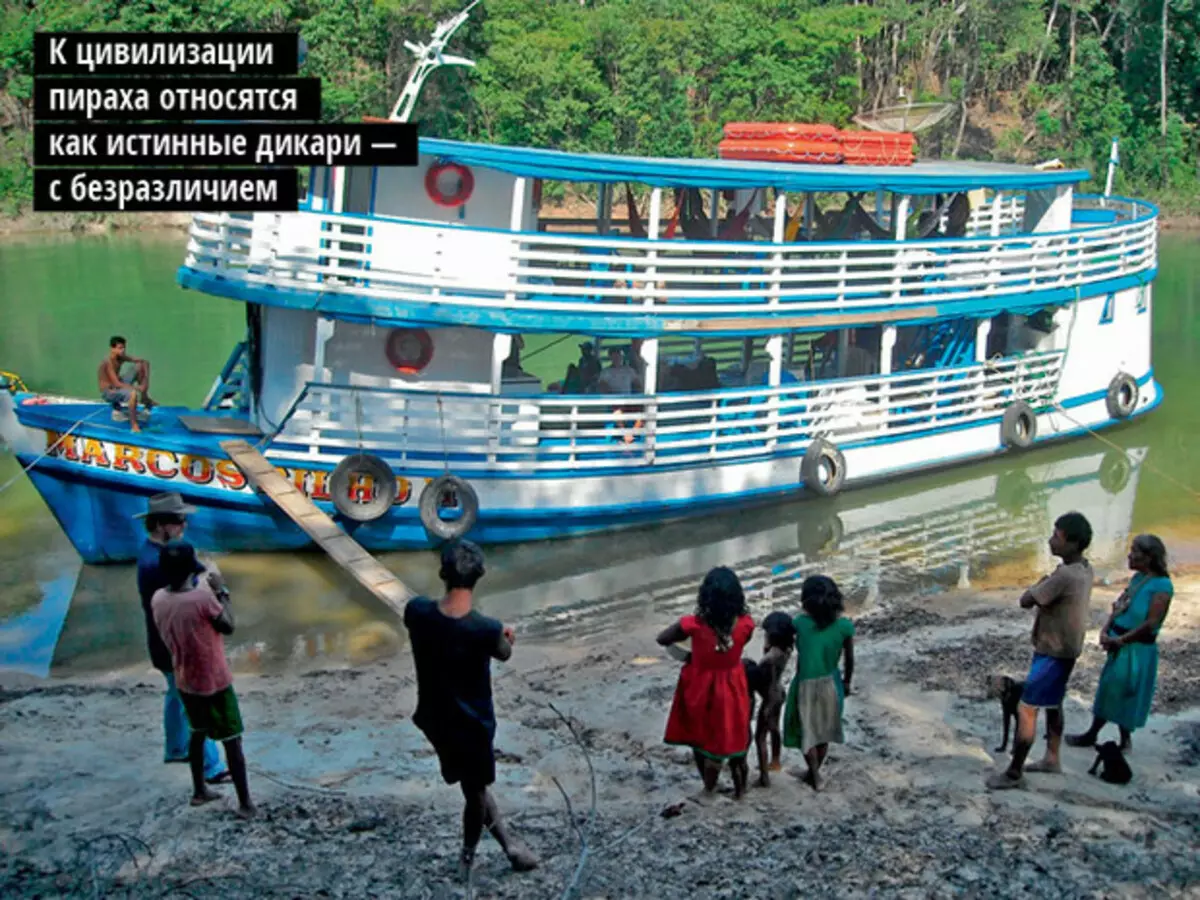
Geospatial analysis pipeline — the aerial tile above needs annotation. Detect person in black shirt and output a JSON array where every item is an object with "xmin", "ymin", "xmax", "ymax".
[{"xmin": 404, "ymin": 540, "xmax": 539, "ymax": 878}]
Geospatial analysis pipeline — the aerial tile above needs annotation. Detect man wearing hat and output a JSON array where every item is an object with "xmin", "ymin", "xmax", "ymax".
[{"xmin": 135, "ymin": 493, "xmax": 229, "ymax": 783}]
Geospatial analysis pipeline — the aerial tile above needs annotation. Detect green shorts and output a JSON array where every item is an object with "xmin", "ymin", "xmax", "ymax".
[{"xmin": 179, "ymin": 686, "xmax": 244, "ymax": 742}]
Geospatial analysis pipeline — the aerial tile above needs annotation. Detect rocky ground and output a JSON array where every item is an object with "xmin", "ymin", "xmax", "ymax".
[{"xmin": 1, "ymin": 575, "xmax": 1197, "ymax": 899}]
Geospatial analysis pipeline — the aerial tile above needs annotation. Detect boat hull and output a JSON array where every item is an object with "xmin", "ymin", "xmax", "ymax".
[{"xmin": 3, "ymin": 373, "xmax": 1162, "ymax": 564}]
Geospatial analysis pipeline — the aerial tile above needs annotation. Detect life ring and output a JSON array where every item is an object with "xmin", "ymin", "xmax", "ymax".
[
  {"xmin": 1099, "ymin": 449, "xmax": 1132, "ymax": 495},
  {"xmin": 424, "ymin": 162, "xmax": 474, "ymax": 208},
  {"xmin": 1105, "ymin": 372, "xmax": 1138, "ymax": 419},
  {"xmin": 419, "ymin": 474, "xmax": 479, "ymax": 540},
  {"xmin": 329, "ymin": 453, "xmax": 397, "ymax": 522},
  {"xmin": 386, "ymin": 328, "xmax": 434, "ymax": 375},
  {"xmin": 801, "ymin": 439, "xmax": 846, "ymax": 497},
  {"xmin": 1000, "ymin": 400, "xmax": 1037, "ymax": 450}
]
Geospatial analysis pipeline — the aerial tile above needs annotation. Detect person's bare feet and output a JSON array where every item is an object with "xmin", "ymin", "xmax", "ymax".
[
  {"xmin": 802, "ymin": 768, "xmax": 821, "ymax": 792},
  {"xmin": 1025, "ymin": 759, "xmax": 1062, "ymax": 774},
  {"xmin": 457, "ymin": 846, "xmax": 475, "ymax": 882},
  {"xmin": 767, "ymin": 761, "xmax": 783, "ymax": 772},
  {"xmin": 235, "ymin": 804, "xmax": 257, "ymax": 820},
  {"xmin": 985, "ymin": 770, "xmax": 1024, "ymax": 790},
  {"xmin": 130, "ymin": 422, "xmax": 142, "ymax": 433},
  {"xmin": 190, "ymin": 788, "xmax": 221, "ymax": 806},
  {"xmin": 506, "ymin": 841, "xmax": 539, "ymax": 873},
  {"xmin": 757, "ymin": 773, "xmax": 770, "ymax": 788}
]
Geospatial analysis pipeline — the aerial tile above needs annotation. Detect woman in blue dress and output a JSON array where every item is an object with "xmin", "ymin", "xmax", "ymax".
[{"xmin": 1066, "ymin": 534, "xmax": 1174, "ymax": 752}]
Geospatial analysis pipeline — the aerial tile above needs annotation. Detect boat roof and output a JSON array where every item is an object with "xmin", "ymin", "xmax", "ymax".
[{"xmin": 420, "ymin": 137, "xmax": 1090, "ymax": 196}]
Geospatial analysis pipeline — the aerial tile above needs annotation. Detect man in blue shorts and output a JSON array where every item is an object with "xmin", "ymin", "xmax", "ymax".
[{"xmin": 988, "ymin": 511, "xmax": 1093, "ymax": 790}]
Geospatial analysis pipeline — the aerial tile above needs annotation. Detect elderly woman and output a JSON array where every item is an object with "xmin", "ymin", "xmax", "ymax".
[{"xmin": 1067, "ymin": 535, "xmax": 1174, "ymax": 752}]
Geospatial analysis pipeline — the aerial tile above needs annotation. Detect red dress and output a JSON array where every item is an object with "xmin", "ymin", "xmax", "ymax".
[{"xmin": 664, "ymin": 614, "xmax": 755, "ymax": 760}]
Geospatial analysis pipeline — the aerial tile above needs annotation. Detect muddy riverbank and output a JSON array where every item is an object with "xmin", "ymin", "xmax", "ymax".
[{"xmin": 1, "ymin": 573, "xmax": 1197, "ymax": 899}]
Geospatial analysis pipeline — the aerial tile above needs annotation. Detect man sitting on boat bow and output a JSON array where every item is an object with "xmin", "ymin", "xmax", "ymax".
[{"xmin": 99, "ymin": 335, "xmax": 156, "ymax": 431}]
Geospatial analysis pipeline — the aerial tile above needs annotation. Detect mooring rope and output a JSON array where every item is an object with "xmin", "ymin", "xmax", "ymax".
[
  {"xmin": 0, "ymin": 406, "xmax": 110, "ymax": 498},
  {"xmin": 1051, "ymin": 401, "xmax": 1200, "ymax": 503}
]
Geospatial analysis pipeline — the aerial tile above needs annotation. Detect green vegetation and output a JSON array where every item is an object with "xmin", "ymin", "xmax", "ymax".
[{"xmin": 2, "ymin": 1, "xmax": 1198, "ymax": 217}]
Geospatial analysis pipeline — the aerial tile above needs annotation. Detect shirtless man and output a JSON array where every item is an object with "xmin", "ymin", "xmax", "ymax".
[{"xmin": 99, "ymin": 335, "xmax": 155, "ymax": 430}]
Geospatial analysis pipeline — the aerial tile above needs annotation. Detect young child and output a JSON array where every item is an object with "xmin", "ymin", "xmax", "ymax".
[
  {"xmin": 782, "ymin": 575, "xmax": 855, "ymax": 792},
  {"xmin": 745, "ymin": 611, "xmax": 797, "ymax": 787},
  {"xmin": 657, "ymin": 567, "xmax": 755, "ymax": 798}
]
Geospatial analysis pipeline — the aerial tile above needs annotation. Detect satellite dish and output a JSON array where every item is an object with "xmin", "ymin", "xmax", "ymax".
[{"xmin": 853, "ymin": 101, "xmax": 957, "ymax": 134}]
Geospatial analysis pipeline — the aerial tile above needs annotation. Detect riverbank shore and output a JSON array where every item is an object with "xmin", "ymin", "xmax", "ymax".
[{"xmin": 1, "ymin": 574, "xmax": 1197, "ymax": 898}]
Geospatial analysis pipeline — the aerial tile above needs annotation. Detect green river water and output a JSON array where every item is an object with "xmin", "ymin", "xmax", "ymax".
[{"xmin": 1, "ymin": 230, "xmax": 1197, "ymax": 677}]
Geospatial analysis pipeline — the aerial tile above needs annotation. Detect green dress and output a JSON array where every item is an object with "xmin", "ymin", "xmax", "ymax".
[
  {"xmin": 1092, "ymin": 573, "xmax": 1173, "ymax": 731},
  {"xmin": 782, "ymin": 614, "xmax": 854, "ymax": 753}
]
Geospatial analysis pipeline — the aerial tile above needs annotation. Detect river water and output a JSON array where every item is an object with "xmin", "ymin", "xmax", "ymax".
[{"xmin": 1, "ymin": 230, "xmax": 1197, "ymax": 678}]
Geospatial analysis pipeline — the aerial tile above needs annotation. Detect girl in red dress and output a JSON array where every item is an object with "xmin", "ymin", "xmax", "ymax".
[{"xmin": 657, "ymin": 567, "xmax": 755, "ymax": 798}]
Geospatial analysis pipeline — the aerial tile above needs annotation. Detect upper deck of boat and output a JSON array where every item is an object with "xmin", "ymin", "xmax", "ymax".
[{"xmin": 178, "ymin": 138, "xmax": 1158, "ymax": 338}]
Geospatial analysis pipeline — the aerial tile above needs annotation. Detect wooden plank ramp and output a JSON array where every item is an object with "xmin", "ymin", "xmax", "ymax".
[{"xmin": 220, "ymin": 440, "xmax": 415, "ymax": 617}]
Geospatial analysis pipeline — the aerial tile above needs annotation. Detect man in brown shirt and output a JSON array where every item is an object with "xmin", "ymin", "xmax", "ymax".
[{"xmin": 988, "ymin": 511, "xmax": 1093, "ymax": 790}]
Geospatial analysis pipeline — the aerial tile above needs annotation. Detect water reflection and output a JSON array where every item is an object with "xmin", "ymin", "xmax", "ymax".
[{"xmin": 16, "ymin": 439, "xmax": 1146, "ymax": 678}]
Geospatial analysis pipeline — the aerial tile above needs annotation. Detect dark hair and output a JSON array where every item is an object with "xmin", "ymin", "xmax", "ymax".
[
  {"xmin": 1054, "ymin": 511, "xmax": 1093, "ymax": 553},
  {"xmin": 439, "ymin": 539, "xmax": 485, "ymax": 591},
  {"xmin": 1132, "ymin": 534, "xmax": 1169, "ymax": 577},
  {"xmin": 110, "ymin": 335, "xmax": 126, "ymax": 348},
  {"xmin": 696, "ymin": 566, "xmax": 747, "ymax": 651},
  {"xmin": 761, "ymin": 610, "xmax": 797, "ymax": 651},
  {"xmin": 144, "ymin": 512, "xmax": 185, "ymax": 534},
  {"xmin": 160, "ymin": 541, "xmax": 201, "ymax": 591},
  {"xmin": 800, "ymin": 575, "xmax": 844, "ymax": 630}
]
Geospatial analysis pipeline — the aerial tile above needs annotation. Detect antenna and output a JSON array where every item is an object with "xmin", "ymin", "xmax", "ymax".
[{"xmin": 389, "ymin": 1, "xmax": 479, "ymax": 123}]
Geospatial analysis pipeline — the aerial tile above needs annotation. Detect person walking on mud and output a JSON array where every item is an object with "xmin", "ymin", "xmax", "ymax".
[
  {"xmin": 134, "ymin": 493, "xmax": 229, "ymax": 786},
  {"xmin": 658, "ymin": 566, "xmax": 755, "ymax": 799},
  {"xmin": 987, "ymin": 511, "xmax": 1093, "ymax": 790},
  {"xmin": 403, "ymin": 540, "xmax": 539, "ymax": 879},
  {"xmin": 151, "ymin": 542, "xmax": 255, "ymax": 818}
]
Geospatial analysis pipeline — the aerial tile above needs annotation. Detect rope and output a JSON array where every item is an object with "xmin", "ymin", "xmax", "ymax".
[
  {"xmin": 0, "ymin": 406, "xmax": 109, "ymax": 497},
  {"xmin": 0, "ymin": 370, "xmax": 28, "ymax": 393},
  {"xmin": 1051, "ymin": 401, "xmax": 1200, "ymax": 503},
  {"xmin": 436, "ymin": 392, "xmax": 449, "ymax": 474}
]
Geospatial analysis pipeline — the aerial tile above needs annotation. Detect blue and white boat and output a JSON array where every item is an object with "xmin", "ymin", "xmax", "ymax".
[{"xmin": 0, "ymin": 9, "xmax": 1160, "ymax": 564}]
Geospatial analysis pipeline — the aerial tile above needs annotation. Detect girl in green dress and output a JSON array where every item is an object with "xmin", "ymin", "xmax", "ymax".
[
  {"xmin": 782, "ymin": 575, "xmax": 855, "ymax": 791},
  {"xmin": 1067, "ymin": 534, "xmax": 1174, "ymax": 752}
]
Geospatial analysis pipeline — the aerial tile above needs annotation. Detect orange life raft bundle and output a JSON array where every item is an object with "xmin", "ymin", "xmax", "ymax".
[{"xmin": 718, "ymin": 123, "xmax": 916, "ymax": 167}]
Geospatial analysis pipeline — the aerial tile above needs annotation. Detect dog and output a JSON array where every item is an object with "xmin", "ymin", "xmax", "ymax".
[
  {"xmin": 1088, "ymin": 741, "xmax": 1133, "ymax": 785},
  {"xmin": 986, "ymin": 674, "xmax": 1026, "ymax": 752}
]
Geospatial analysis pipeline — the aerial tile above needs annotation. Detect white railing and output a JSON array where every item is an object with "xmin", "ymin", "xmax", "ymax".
[
  {"xmin": 272, "ymin": 351, "xmax": 1063, "ymax": 472},
  {"xmin": 183, "ymin": 196, "xmax": 1155, "ymax": 323}
]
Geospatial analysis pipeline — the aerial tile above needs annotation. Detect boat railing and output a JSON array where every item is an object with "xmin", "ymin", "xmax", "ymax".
[
  {"xmin": 270, "ymin": 350, "xmax": 1064, "ymax": 472},
  {"xmin": 184, "ymin": 196, "xmax": 1155, "ymax": 321}
]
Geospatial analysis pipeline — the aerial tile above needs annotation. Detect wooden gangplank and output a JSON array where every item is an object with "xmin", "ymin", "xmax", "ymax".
[{"xmin": 220, "ymin": 440, "xmax": 415, "ymax": 617}]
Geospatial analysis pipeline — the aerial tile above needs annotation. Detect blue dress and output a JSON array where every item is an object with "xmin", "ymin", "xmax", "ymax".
[{"xmin": 1092, "ymin": 574, "xmax": 1174, "ymax": 731}]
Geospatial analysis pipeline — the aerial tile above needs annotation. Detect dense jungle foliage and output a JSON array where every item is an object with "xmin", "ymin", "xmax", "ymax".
[{"xmin": 1, "ymin": 0, "xmax": 1198, "ymax": 216}]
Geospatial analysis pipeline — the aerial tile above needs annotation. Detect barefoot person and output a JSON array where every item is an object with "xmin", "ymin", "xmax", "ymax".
[
  {"xmin": 135, "ymin": 493, "xmax": 228, "ymax": 786},
  {"xmin": 403, "ymin": 540, "xmax": 538, "ymax": 878},
  {"xmin": 98, "ymin": 335, "xmax": 155, "ymax": 431},
  {"xmin": 987, "ymin": 512, "xmax": 1093, "ymax": 790},
  {"xmin": 782, "ymin": 575, "xmax": 855, "ymax": 792},
  {"xmin": 746, "ymin": 611, "xmax": 796, "ymax": 787},
  {"xmin": 658, "ymin": 567, "xmax": 755, "ymax": 799},
  {"xmin": 152, "ymin": 542, "xmax": 254, "ymax": 817},
  {"xmin": 1067, "ymin": 534, "xmax": 1174, "ymax": 753}
]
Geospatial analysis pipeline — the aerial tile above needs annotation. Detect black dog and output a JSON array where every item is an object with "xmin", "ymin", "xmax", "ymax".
[
  {"xmin": 1089, "ymin": 741, "xmax": 1133, "ymax": 785},
  {"xmin": 986, "ymin": 674, "xmax": 1026, "ymax": 752}
]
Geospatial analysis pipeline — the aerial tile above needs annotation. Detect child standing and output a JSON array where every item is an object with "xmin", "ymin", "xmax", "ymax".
[
  {"xmin": 657, "ymin": 567, "xmax": 755, "ymax": 798},
  {"xmin": 783, "ymin": 575, "xmax": 855, "ymax": 792},
  {"xmin": 152, "ymin": 542, "xmax": 255, "ymax": 818},
  {"xmin": 746, "ymin": 611, "xmax": 797, "ymax": 787}
]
